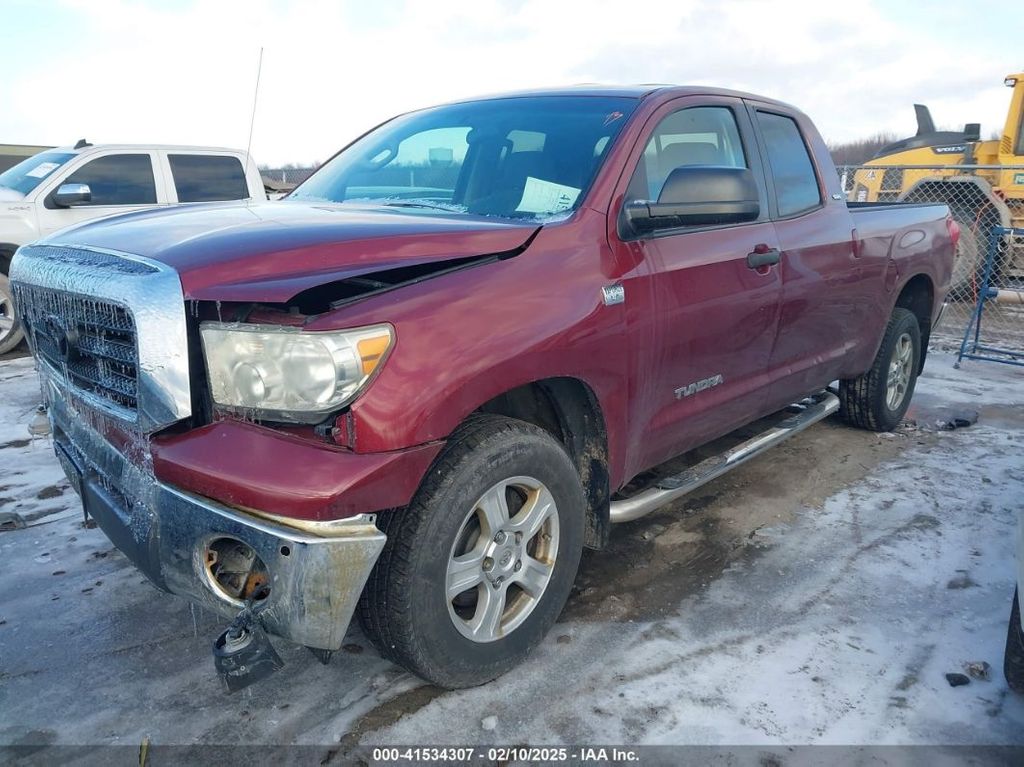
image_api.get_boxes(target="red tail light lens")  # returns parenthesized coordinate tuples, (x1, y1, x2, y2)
(946, 216, 961, 249)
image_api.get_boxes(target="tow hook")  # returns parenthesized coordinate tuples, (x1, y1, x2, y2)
(212, 592, 283, 693)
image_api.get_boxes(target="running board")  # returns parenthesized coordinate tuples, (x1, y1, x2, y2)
(609, 392, 840, 524)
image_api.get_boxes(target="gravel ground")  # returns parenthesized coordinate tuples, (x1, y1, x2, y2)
(0, 350, 1022, 759)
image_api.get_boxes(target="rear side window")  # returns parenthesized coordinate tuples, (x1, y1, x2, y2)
(64, 154, 157, 205)
(756, 111, 821, 217)
(169, 154, 248, 202)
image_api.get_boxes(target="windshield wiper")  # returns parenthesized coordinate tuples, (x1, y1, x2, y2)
(380, 200, 464, 212)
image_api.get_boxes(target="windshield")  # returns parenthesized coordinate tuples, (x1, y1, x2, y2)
(289, 96, 639, 220)
(0, 151, 76, 195)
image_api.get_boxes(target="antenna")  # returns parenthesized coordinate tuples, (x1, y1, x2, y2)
(244, 47, 264, 169)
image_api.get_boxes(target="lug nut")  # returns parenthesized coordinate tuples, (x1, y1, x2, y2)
(513, 560, 522, 572)
(482, 557, 494, 572)
(494, 531, 507, 544)
(492, 576, 504, 588)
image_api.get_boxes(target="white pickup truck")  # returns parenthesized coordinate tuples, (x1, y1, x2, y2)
(0, 142, 266, 353)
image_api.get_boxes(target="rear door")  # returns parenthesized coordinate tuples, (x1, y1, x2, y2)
(37, 151, 165, 236)
(611, 96, 783, 473)
(748, 105, 880, 411)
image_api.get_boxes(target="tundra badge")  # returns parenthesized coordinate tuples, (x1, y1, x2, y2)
(675, 374, 724, 399)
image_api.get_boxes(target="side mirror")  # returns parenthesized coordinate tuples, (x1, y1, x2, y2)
(53, 183, 92, 207)
(623, 166, 759, 234)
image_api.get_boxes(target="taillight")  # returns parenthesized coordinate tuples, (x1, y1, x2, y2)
(946, 216, 961, 249)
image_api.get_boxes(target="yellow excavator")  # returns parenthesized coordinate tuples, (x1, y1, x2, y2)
(851, 73, 1024, 291)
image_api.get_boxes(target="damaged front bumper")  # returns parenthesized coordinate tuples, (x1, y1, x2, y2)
(49, 394, 386, 651)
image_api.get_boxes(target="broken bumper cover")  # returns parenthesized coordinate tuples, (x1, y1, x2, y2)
(49, 396, 386, 651)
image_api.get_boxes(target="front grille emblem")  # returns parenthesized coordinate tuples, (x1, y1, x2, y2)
(46, 315, 81, 364)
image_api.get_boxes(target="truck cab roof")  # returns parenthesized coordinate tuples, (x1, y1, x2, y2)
(54, 143, 250, 155)
(447, 84, 800, 111)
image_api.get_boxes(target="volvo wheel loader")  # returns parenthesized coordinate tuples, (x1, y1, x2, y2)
(851, 73, 1024, 292)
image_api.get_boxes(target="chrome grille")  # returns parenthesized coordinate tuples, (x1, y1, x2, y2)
(15, 283, 140, 413)
(11, 242, 192, 432)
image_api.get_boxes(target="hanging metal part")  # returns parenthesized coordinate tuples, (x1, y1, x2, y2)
(27, 405, 52, 438)
(609, 392, 840, 524)
(212, 593, 283, 693)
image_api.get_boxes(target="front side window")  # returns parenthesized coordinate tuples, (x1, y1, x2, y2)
(627, 106, 748, 202)
(289, 95, 639, 220)
(64, 154, 157, 205)
(756, 111, 821, 217)
(169, 154, 249, 202)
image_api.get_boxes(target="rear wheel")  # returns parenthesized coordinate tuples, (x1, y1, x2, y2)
(1007, 588, 1024, 694)
(358, 415, 585, 688)
(0, 273, 24, 355)
(839, 307, 920, 432)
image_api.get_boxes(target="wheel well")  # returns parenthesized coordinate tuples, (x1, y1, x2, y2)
(895, 274, 934, 374)
(0, 244, 16, 274)
(475, 377, 611, 550)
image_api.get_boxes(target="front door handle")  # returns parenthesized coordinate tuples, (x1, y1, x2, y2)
(747, 246, 781, 269)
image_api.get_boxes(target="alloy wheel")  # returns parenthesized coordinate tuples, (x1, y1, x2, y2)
(445, 475, 559, 643)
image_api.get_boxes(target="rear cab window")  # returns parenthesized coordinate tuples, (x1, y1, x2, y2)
(169, 154, 249, 203)
(755, 111, 822, 217)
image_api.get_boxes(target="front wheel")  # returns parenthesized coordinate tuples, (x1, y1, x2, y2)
(358, 415, 586, 688)
(839, 307, 921, 432)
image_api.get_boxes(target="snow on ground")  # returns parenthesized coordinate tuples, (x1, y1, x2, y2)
(0, 351, 1022, 755)
(0, 357, 76, 526)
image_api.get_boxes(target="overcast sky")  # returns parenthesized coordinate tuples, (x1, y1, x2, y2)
(3, 0, 1022, 167)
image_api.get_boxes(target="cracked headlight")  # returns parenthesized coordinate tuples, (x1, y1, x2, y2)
(200, 322, 394, 423)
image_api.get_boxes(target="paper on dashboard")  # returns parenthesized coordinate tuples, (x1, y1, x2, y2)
(26, 162, 60, 179)
(516, 177, 580, 215)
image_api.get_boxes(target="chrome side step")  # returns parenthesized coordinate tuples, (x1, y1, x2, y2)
(609, 392, 840, 524)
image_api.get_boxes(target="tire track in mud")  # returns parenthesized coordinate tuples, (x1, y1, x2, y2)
(342, 417, 943, 745)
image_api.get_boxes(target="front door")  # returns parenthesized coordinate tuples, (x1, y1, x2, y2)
(612, 97, 783, 476)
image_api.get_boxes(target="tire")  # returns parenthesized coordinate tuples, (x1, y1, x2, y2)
(0, 273, 25, 355)
(945, 204, 992, 297)
(1007, 588, 1024, 694)
(358, 414, 586, 688)
(839, 307, 921, 432)
(949, 213, 982, 297)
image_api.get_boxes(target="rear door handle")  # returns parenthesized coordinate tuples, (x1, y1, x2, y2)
(747, 247, 781, 269)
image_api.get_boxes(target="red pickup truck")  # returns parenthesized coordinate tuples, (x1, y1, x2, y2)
(11, 86, 956, 691)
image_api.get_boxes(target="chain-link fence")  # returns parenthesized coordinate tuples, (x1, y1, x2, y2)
(837, 164, 1024, 356)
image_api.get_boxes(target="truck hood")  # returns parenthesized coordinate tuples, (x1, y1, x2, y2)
(39, 200, 539, 302)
